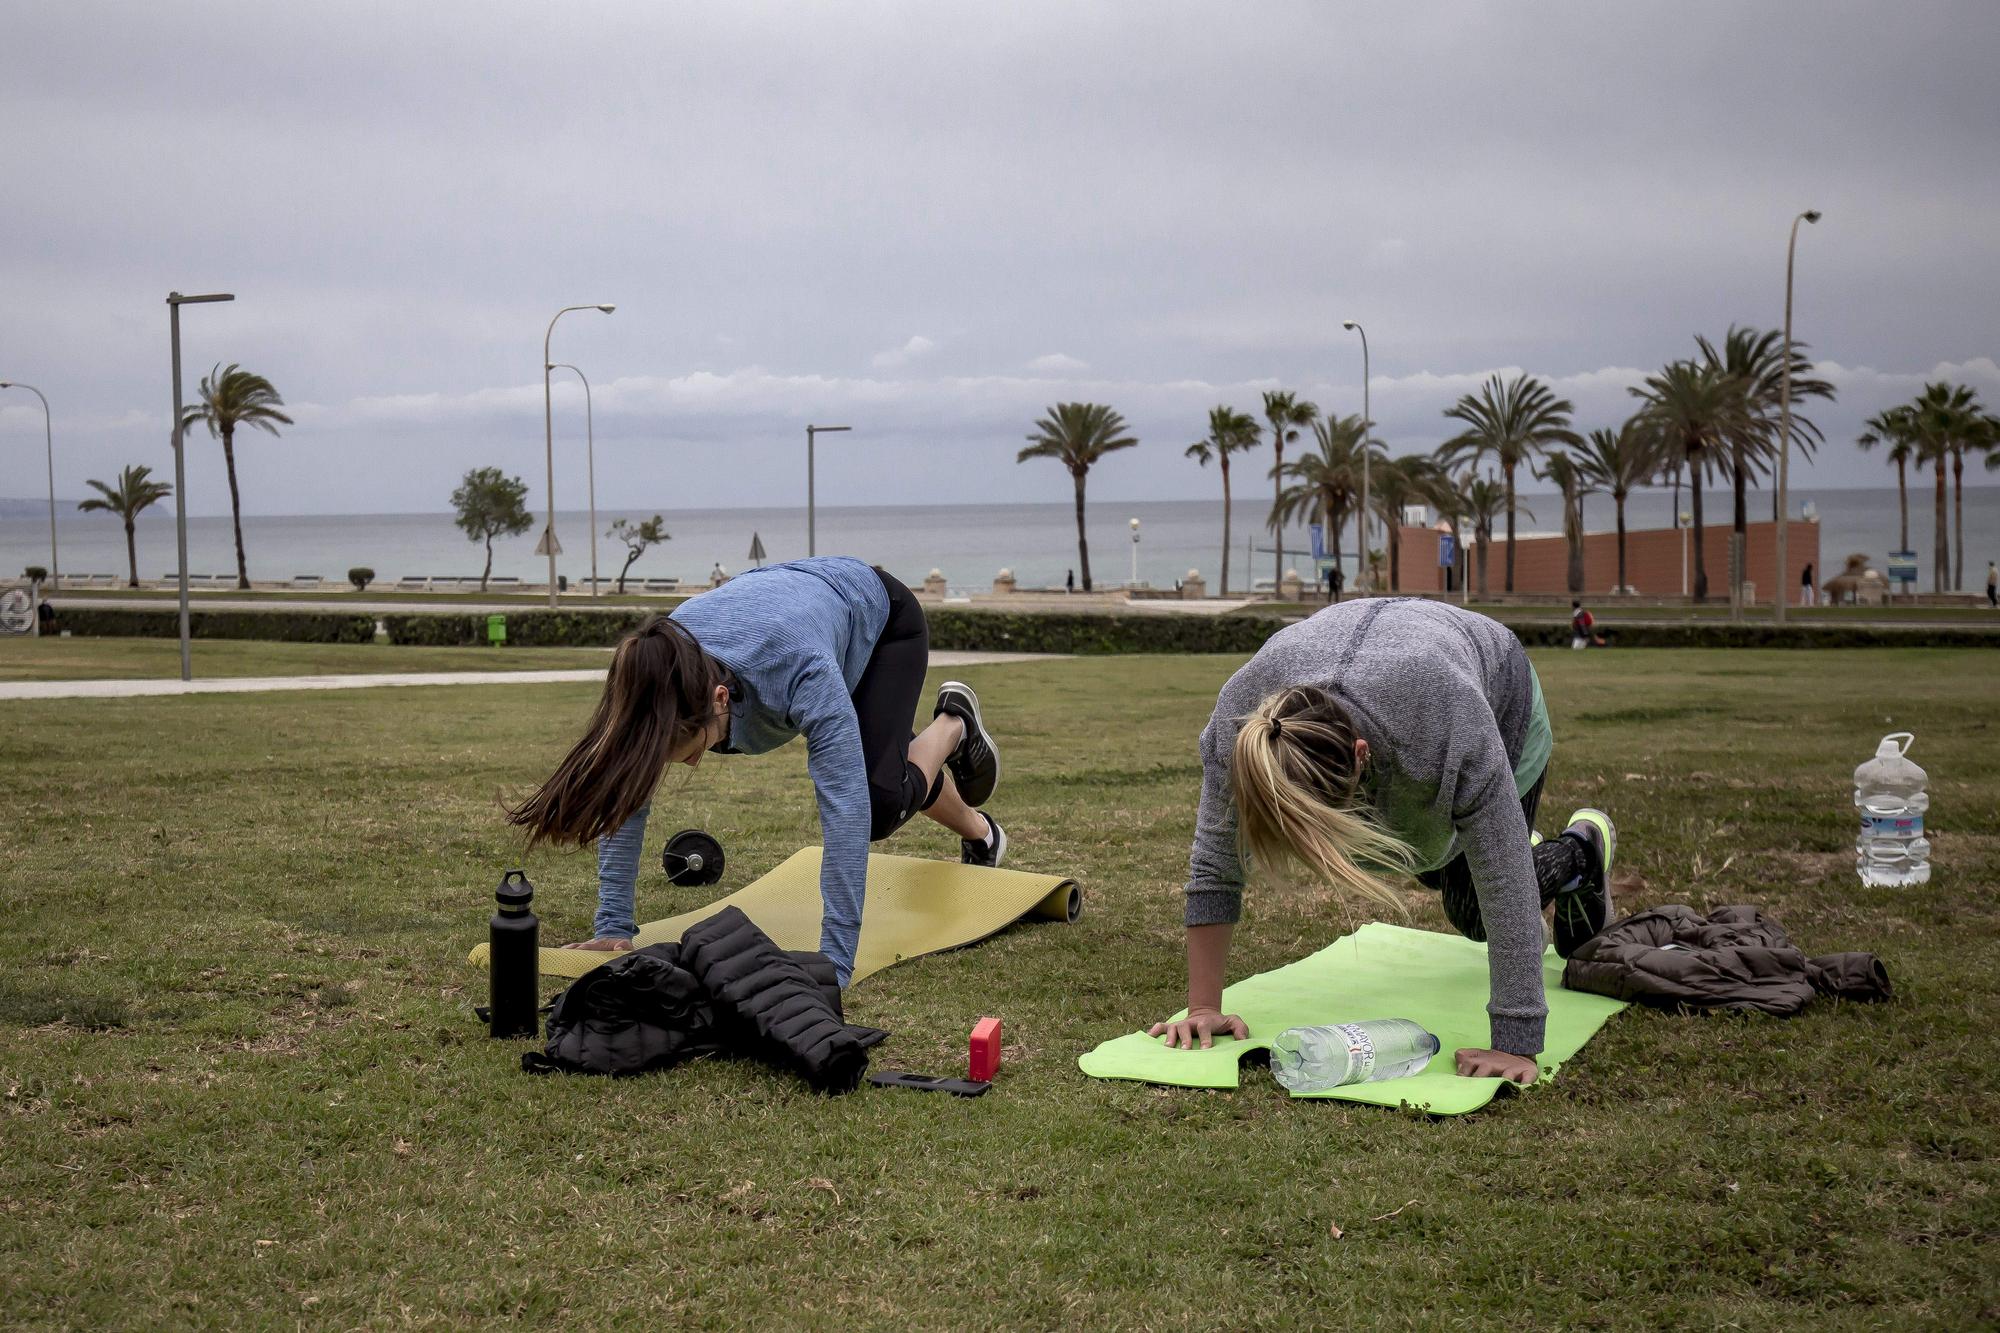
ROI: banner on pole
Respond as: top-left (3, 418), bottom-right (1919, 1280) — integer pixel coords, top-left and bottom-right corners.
top-left (1309, 524), bottom-right (1325, 562)
top-left (1437, 533), bottom-right (1456, 568)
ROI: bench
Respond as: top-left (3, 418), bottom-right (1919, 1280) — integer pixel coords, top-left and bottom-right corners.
top-left (290, 575), bottom-right (324, 589)
top-left (640, 578), bottom-right (682, 592)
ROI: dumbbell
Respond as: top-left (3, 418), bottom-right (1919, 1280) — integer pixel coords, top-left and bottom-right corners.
top-left (660, 828), bottom-right (725, 887)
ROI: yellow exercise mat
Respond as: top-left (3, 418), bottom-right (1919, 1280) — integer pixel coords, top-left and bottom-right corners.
top-left (468, 848), bottom-right (1082, 983)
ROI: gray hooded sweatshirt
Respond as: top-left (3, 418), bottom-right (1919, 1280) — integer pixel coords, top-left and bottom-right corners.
top-left (1185, 598), bottom-right (1552, 1056)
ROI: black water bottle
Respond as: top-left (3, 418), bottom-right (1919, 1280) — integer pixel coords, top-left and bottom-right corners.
top-left (488, 870), bottom-right (541, 1039)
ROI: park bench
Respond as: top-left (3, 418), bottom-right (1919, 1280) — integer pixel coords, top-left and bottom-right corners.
top-left (289, 575), bottom-right (323, 589)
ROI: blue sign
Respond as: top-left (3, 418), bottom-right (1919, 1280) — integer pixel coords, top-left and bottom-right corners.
top-left (1437, 532), bottom-right (1456, 567)
top-left (1309, 523), bottom-right (1325, 562)
top-left (1885, 550), bottom-right (1917, 585)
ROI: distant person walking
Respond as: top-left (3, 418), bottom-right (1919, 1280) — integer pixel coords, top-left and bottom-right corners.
top-left (1987, 561), bottom-right (1997, 608)
top-left (1065, 569), bottom-right (1075, 595)
top-left (1329, 564), bottom-right (1345, 604)
top-left (709, 562), bottom-right (726, 589)
top-left (1801, 562), bottom-right (1816, 608)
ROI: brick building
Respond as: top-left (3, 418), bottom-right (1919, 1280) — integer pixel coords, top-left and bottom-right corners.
top-left (1386, 518), bottom-right (1821, 602)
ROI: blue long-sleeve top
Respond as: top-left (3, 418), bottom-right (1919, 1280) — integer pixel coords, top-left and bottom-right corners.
top-left (594, 557), bottom-right (891, 984)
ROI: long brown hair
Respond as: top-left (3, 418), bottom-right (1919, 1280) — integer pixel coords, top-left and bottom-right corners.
top-left (506, 615), bottom-right (727, 847)
top-left (1229, 684), bottom-right (1416, 916)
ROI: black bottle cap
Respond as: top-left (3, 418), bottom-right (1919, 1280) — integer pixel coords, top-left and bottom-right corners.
top-left (496, 869), bottom-right (535, 909)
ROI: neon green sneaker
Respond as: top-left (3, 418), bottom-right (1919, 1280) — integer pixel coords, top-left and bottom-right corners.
top-left (1553, 808), bottom-right (1615, 957)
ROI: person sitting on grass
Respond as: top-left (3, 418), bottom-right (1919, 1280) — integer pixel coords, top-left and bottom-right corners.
top-left (507, 556), bottom-right (1003, 987)
top-left (1145, 598), bottom-right (1616, 1086)
top-left (1571, 599), bottom-right (1606, 648)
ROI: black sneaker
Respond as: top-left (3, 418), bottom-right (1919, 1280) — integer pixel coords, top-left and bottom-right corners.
top-left (961, 814), bottom-right (1007, 869)
top-left (934, 681), bottom-right (1000, 808)
top-left (1553, 808), bottom-right (1616, 958)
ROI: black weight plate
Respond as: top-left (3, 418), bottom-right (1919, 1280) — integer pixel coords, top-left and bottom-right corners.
top-left (661, 828), bottom-right (725, 886)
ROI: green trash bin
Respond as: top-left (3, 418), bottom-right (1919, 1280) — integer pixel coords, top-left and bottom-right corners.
top-left (487, 614), bottom-right (507, 646)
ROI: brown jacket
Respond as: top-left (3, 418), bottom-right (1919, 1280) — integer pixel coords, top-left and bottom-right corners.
top-left (1562, 905), bottom-right (1891, 1016)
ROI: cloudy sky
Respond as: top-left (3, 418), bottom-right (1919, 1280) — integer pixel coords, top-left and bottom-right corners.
top-left (3, 1), bottom-right (1996, 516)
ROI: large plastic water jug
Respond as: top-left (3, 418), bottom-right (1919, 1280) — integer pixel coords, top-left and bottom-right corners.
top-left (1854, 732), bottom-right (1929, 888)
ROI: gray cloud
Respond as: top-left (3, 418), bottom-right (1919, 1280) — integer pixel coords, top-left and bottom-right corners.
top-left (3, 1), bottom-right (1996, 516)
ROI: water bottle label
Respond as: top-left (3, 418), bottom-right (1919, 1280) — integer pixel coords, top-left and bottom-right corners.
top-left (1861, 813), bottom-right (1922, 837)
top-left (1335, 1023), bottom-right (1376, 1081)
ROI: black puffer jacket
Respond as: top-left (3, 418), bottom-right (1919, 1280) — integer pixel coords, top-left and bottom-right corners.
top-left (1562, 904), bottom-right (1891, 1016)
top-left (528, 907), bottom-right (888, 1092)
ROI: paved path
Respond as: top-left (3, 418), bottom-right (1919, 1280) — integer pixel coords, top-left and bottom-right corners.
top-left (0, 650), bottom-right (1057, 702)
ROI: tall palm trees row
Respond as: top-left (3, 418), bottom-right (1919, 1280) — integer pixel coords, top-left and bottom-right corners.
top-left (1857, 383), bottom-right (1999, 593)
top-left (1019, 326), bottom-right (1993, 602)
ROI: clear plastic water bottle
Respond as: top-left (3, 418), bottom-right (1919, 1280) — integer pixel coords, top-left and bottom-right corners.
top-left (1269, 1018), bottom-right (1441, 1092)
top-left (1854, 732), bottom-right (1930, 888)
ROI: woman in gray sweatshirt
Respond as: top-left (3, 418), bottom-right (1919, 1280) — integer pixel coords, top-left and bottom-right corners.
top-left (1148, 599), bottom-right (1615, 1085)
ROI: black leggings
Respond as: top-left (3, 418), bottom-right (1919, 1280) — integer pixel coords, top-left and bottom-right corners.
top-left (1417, 767), bottom-right (1588, 941)
top-left (854, 568), bottom-right (943, 841)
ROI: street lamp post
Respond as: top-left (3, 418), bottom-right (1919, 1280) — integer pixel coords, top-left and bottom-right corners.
top-left (542, 304), bottom-right (615, 607)
top-left (1774, 209), bottom-right (1820, 625)
top-left (805, 424), bottom-right (851, 557)
top-left (1342, 320), bottom-right (1371, 594)
top-left (1129, 517), bottom-right (1141, 587)
top-left (548, 363), bottom-right (599, 597)
top-left (1680, 510), bottom-right (1693, 599)
top-left (166, 291), bottom-right (234, 682)
top-left (0, 381), bottom-right (56, 587)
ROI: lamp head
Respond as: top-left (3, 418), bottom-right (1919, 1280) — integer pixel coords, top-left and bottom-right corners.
top-left (596, 304), bottom-right (616, 313)
top-left (1342, 320), bottom-right (1358, 331)
top-left (0, 381), bottom-right (11, 389)
top-left (1130, 517), bottom-right (1141, 531)
top-left (1802, 210), bottom-right (1821, 224)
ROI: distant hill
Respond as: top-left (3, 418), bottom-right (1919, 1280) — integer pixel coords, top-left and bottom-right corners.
top-left (0, 497), bottom-right (76, 518)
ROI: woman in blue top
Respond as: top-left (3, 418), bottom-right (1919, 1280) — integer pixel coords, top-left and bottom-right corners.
top-left (508, 557), bottom-right (1004, 986)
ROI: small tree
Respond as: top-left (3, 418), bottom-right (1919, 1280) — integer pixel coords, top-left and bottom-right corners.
top-left (348, 567), bottom-right (375, 593)
top-left (450, 468), bottom-right (532, 592)
top-left (24, 566), bottom-right (47, 585)
top-left (607, 515), bottom-right (670, 593)
top-left (76, 465), bottom-right (173, 588)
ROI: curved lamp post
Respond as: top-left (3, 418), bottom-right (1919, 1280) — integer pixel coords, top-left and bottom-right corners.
top-left (0, 381), bottom-right (56, 588)
top-left (1341, 320), bottom-right (1371, 592)
top-left (1773, 209), bottom-right (1820, 624)
top-left (548, 362), bottom-right (599, 598)
top-left (542, 304), bottom-right (614, 606)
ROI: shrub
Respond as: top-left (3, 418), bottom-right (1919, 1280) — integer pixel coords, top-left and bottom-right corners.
top-left (349, 567), bottom-right (375, 592)
top-left (381, 609), bottom-right (655, 647)
top-left (924, 608), bottom-right (1280, 655)
top-left (24, 566), bottom-right (46, 584)
top-left (57, 608), bottom-right (376, 643)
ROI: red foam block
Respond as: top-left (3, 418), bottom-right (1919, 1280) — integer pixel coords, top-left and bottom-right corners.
top-left (969, 1016), bottom-right (1002, 1083)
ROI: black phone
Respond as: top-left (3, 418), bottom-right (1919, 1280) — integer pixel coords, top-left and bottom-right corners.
top-left (867, 1070), bottom-right (991, 1097)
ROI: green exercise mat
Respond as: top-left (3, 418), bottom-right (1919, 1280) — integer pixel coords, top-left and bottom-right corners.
top-left (1077, 922), bottom-right (1627, 1114)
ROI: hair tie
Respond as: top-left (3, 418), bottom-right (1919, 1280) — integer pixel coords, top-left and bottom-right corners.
top-left (1269, 716), bottom-right (1283, 739)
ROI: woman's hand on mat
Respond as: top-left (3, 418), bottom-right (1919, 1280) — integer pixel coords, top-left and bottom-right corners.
top-left (560, 937), bottom-right (634, 952)
top-left (1148, 1009), bottom-right (1248, 1049)
top-left (1454, 1047), bottom-right (1539, 1085)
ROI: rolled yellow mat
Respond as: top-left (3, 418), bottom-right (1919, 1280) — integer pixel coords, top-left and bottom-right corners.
top-left (469, 848), bottom-right (1082, 983)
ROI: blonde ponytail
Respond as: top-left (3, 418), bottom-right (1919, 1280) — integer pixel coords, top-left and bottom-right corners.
top-left (1230, 685), bottom-right (1417, 918)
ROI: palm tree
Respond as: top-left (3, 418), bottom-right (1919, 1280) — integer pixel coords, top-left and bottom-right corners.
top-left (77, 465), bottom-right (174, 588)
top-left (1274, 414), bottom-right (1374, 593)
top-left (1857, 407), bottom-right (1917, 556)
top-left (1574, 421), bottom-right (1658, 594)
top-left (1456, 473), bottom-right (1514, 600)
top-left (1260, 390), bottom-right (1318, 593)
top-left (1184, 406), bottom-right (1261, 596)
top-left (178, 363), bottom-right (293, 589)
top-left (1535, 450), bottom-right (1592, 594)
top-left (1898, 383), bottom-right (1992, 593)
top-left (1367, 454), bottom-right (1443, 593)
top-left (1629, 359), bottom-right (1752, 602)
top-left (1440, 373), bottom-right (1579, 593)
top-left (1697, 327), bottom-right (1836, 599)
top-left (1019, 402), bottom-right (1139, 592)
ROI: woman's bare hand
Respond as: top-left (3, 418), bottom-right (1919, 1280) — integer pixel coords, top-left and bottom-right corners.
top-left (1148, 1009), bottom-right (1249, 1050)
top-left (1454, 1047), bottom-right (1539, 1084)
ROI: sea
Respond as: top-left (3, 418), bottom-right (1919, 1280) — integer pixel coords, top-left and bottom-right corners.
top-left (2, 486), bottom-right (1994, 595)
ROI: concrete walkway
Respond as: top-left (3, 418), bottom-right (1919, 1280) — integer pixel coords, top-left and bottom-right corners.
top-left (0, 650), bottom-right (1057, 702)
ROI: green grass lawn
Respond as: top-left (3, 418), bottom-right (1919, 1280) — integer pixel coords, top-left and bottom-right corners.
top-left (0, 638), bottom-right (613, 683)
top-left (1, 650), bottom-right (1994, 1327)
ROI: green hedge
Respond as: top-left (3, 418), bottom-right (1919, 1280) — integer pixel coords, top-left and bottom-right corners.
top-left (381, 610), bottom-right (655, 647)
top-left (361, 605), bottom-right (1999, 654)
top-left (55, 607), bottom-right (377, 643)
